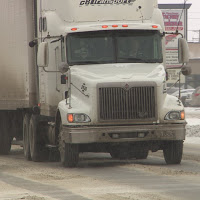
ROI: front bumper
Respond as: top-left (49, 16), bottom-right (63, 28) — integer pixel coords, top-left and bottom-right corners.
top-left (61, 123), bottom-right (186, 144)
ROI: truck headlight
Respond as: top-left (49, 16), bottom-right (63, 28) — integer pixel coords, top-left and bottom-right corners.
top-left (67, 113), bottom-right (91, 123)
top-left (164, 111), bottom-right (185, 120)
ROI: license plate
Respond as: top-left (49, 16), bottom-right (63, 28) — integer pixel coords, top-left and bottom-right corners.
top-left (156, 131), bottom-right (174, 139)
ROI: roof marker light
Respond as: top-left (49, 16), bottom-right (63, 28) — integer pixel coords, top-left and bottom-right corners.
top-left (152, 25), bottom-right (158, 28)
top-left (71, 28), bottom-right (77, 31)
top-left (122, 24), bottom-right (128, 27)
top-left (112, 25), bottom-right (118, 28)
top-left (102, 25), bottom-right (108, 28)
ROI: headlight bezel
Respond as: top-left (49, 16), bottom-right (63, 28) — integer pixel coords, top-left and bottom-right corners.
top-left (67, 113), bottom-right (91, 123)
top-left (164, 110), bottom-right (185, 120)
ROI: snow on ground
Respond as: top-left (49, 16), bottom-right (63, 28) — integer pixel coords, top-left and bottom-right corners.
top-left (185, 107), bottom-right (200, 144)
top-left (186, 118), bottom-right (200, 136)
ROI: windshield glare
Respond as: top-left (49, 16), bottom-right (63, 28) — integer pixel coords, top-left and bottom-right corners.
top-left (66, 30), bottom-right (163, 65)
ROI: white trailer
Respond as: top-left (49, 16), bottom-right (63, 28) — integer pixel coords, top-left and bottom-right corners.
top-left (0, 1), bottom-right (37, 153)
top-left (0, 0), bottom-right (189, 167)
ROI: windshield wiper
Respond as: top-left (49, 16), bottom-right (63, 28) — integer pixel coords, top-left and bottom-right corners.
top-left (70, 61), bottom-right (103, 65)
top-left (118, 58), bottom-right (144, 63)
top-left (118, 57), bottom-right (163, 63)
top-left (143, 59), bottom-right (163, 63)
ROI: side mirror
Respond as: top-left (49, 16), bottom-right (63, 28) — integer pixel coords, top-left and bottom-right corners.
top-left (181, 65), bottom-right (192, 76)
top-left (58, 62), bottom-right (69, 73)
top-left (37, 42), bottom-right (49, 67)
top-left (178, 38), bottom-right (189, 64)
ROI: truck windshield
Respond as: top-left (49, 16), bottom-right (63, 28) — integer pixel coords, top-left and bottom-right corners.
top-left (66, 30), bottom-right (163, 65)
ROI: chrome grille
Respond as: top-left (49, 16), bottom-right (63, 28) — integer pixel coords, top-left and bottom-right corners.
top-left (99, 86), bottom-right (156, 121)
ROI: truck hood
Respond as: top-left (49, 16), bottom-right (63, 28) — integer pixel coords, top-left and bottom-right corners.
top-left (68, 63), bottom-right (166, 124)
top-left (70, 63), bottom-right (165, 84)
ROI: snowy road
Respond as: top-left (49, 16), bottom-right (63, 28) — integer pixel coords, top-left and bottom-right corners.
top-left (1, 144), bottom-right (200, 200)
top-left (0, 107), bottom-right (200, 200)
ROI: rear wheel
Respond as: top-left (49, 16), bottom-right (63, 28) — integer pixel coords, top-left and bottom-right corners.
top-left (58, 121), bottom-right (79, 167)
top-left (163, 140), bottom-right (183, 164)
top-left (0, 112), bottom-right (12, 154)
top-left (29, 115), bottom-right (48, 162)
top-left (23, 114), bottom-right (31, 160)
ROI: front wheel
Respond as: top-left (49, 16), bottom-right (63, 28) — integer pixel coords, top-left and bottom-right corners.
top-left (58, 121), bottom-right (79, 167)
top-left (163, 140), bottom-right (183, 164)
top-left (29, 115), bottom-right (48, 162)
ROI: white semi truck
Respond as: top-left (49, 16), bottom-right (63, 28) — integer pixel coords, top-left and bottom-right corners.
top-left (0, 0), bottom-right (189, 167)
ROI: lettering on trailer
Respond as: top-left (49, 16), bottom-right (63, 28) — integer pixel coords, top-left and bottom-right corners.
top-left (80, 0), bottom-right (136, 6)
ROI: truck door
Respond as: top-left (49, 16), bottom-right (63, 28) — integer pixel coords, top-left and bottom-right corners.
top-left (55, 38), bottom-right (67, 100)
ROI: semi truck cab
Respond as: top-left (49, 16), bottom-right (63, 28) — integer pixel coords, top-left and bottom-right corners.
top-left (36, 0), bottom-right (189, 167)
top-left (0, 0), bottom-right (189, 168)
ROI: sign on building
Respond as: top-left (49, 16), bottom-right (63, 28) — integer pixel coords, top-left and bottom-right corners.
top-left (161, 8), bottom-right (187, 84)
top-left (162, 9), bottom-right (185, 68)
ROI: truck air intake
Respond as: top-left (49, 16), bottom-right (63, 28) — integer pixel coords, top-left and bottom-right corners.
top-left (99, 86), bottom-right (156, 121)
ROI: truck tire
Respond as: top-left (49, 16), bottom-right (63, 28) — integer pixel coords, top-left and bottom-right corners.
top-left (61, 143), bottom-right (79, 168)
top-left (58, 122), bottom-right (79, 167)
top-left (29, 115), bottom-right (48, 162)
top-left (23, 114), bottom-right (31, 160)
top-left (163, 140), bottom-right (183, 164)
top-left (135, 150), bottom-right (149, 159)
top-left (0, 112), bottom-right (12, 154)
